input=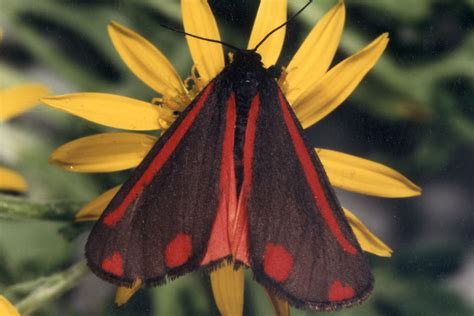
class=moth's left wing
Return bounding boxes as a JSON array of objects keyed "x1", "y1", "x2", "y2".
[{"x1": 86, "y1": 82, "x2": 237, "y2": 287}]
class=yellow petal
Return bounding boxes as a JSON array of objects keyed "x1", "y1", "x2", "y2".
[
  {"x1": 49, "y1": 132, "x2": 156, "y2": 173},
  {"x1": 265, "y1": 289, "x2": 289, "y2": 316},
  {"x1": 293, "y1": 33, "x2": 389, "y2": 128},
  {"x1": 182, "y1": 0, "x2": 225, "y2": 83},
  {"x1": 317, "y1": 148, "x2": 421, "y2": 198},
  {"x1": 343, "y1": 207, "x2": 393, "y2": 257},
  {"x1": 0, "y1": 295, "x2": 20, "y2": 316},
  {"x1": 115, "y1": 279, "x2": 142, "y2": 306},
  {"x1": 42, "y1": 93, "x2": 174, "y2": 130},
  {"x1": 0, "y1": 167, "x2": 27, "y2": 192},
  {"x1": 210, "y1": 262, "x2": 244, "y2": 316},
  {"x1": 247, "y1": 0, "x2": 287, "y2": 68},
  {"x1": 0, "y1": 84, "x2": 48, "y2": 121},
  {"x1": 108, "y1": 22, "x2": 185, "y2": 98},
  {"x1": 76, "y1": 185, "x2": 121, "y2": 222},
  {"x1": 285, "y1": 2, "x2": 345, "y2": 103}
]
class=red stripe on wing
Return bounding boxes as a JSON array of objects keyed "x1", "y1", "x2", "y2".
[
  {"x1": 233, "y1": 94, "x2": 260, "y2": 264},
  {"x1": 104, "y1": 83, "x2": 214, "y2": 227},
  {"x1": 201, "y1": 92, "x2": 237, "y2": 265},
  {"x1": 277, "y1": 90, "x2": 357, "y2": 255}
]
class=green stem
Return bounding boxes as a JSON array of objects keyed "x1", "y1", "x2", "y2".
[
  {"x1": 5, "y1": 277, "x2": 49, "y2": 295},
  {"x1": 15, "y1": 261, "x2": 89, "y2": 315},
  {"x1": 0, "y1": 195, "x2": 84, "y2": 221}
]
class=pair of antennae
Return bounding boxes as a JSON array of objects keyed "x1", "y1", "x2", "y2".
[{"x1": 160, "y1": 0, "x2": 312, "y2": 52}]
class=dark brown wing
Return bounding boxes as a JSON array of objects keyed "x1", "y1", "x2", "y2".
[
  {"x1": 242, "y1": 80, "x2": 373, "y2": 311},
  {"x1": 86, "y1": 81, "x2": 236, "y2": 287}
]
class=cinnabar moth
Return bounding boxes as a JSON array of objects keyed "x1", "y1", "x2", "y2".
[{"x1": 86, "y1": 3, "x2": 373, "y2": 312}]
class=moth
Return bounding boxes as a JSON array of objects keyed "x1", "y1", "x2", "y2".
[{"x1": 86, "y1": 3, "x2": 373, "y2": 311}]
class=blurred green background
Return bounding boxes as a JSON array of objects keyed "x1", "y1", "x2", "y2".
[{"x1": 0, "y1": 0, "x2": 473, "y2": 315}]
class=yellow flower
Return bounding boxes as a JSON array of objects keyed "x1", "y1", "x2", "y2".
[
  {"x1": 42, "y1": 0, "x2": 421, "y2": 314},
  {"x1": 0, "y1": 83, "x2": 48, "y2": 193},
  {"x1": 0, "y1": 295, "x2": 20, "y2": 316}
]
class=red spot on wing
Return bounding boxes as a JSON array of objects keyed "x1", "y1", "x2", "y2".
[
  {"x1": 328, "y1": 280, "x2": 355, "y2": 301},
  {"x1": 263, "y1": 244, "x2": 293, "y2": 282},
  {"x1": 101, "y1": 251, "x2": 124, "y2": 276},
  {"x1": 277, "y1": 90, "x2": 357, "y2": 255},
  {"x1": 103, "y1": 84, "x2": 214, "y2": 227},
  {"x1": 201, "y1": 93, "x2": 236, "y2": 265},
  {"x1": 165, "y1": 233, "x2": 192, "y2": 268}
]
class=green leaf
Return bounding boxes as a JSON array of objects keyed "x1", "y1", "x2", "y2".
[{"x1": 0, "y1": 195, "x2": 83, "y2": 221}]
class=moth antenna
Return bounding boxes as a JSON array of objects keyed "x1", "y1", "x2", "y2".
[
  {"x1": 159, "y1": 23, "x2": 241, "y2": 51},
  {"x1": 252, "y1": 0, "x2": 313, "y2": 52},
  {"x1": 161, "y1": 1, "x2": 312, "y2": 53}
]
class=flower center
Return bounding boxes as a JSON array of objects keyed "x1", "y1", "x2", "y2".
[{"x1": 151, "y1": 66, "x2": 206, "y2": 130}]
